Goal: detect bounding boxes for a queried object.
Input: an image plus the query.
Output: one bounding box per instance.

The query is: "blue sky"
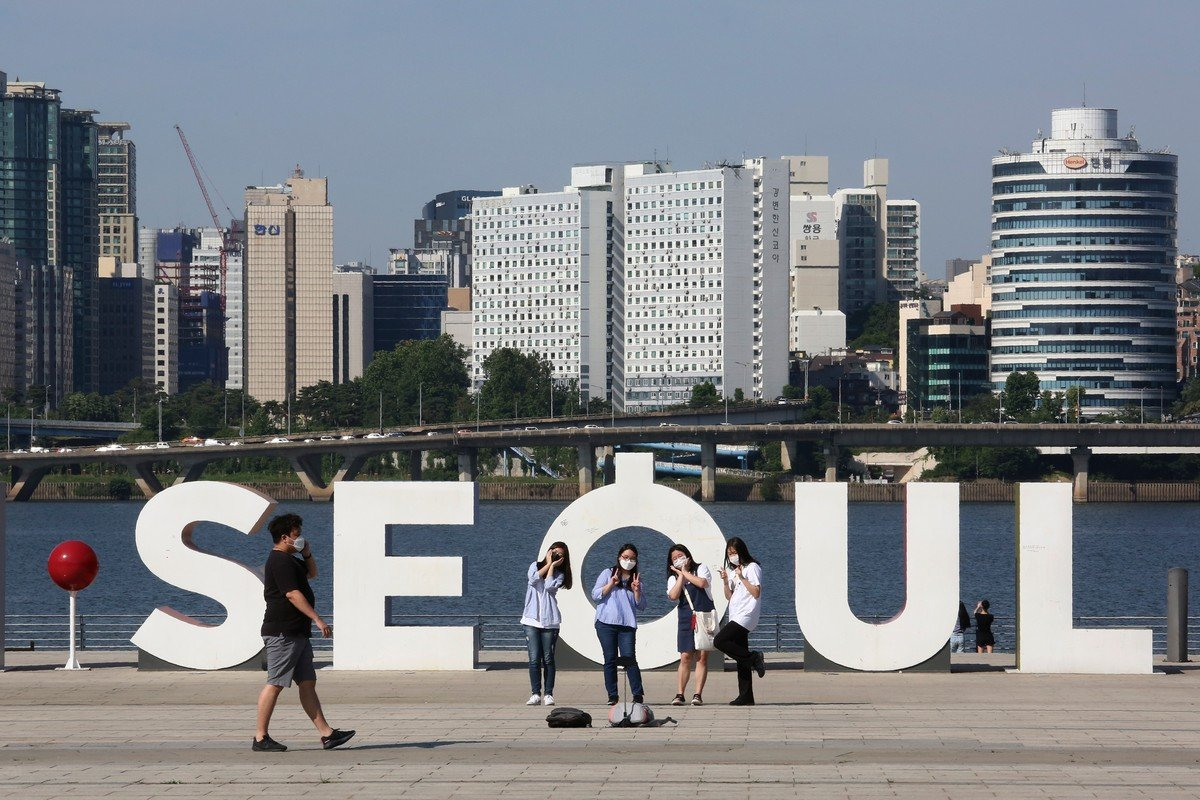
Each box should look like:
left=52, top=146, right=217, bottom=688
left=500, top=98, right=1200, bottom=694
left=5, top=1, right=1197, bottom=270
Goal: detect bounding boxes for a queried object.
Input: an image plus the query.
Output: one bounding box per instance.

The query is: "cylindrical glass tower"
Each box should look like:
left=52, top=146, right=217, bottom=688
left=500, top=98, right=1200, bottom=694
left=990, top=108, right=1178, bottom=416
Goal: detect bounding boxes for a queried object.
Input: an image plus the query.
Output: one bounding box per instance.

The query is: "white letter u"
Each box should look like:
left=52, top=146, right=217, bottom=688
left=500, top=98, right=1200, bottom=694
left=795, top=482, right=959, bottom=671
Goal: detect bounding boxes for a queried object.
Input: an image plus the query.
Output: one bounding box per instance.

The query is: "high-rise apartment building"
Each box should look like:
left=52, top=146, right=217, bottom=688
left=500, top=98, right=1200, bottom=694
left=96, top=122, right=137, bottom=265
left=0, top=73, right=100, bottom=394
left=244, top=173, right=333, bottom=402
left=787, top=156, right=844, bottom=354
left=622, top=158, right=790, bottom=409
left=989, top=107, right=1178, bottom=415
left=14, top=263, right=73, bottom=398
left=834, top=159, right=921, bottom=315
left=471, top=166, right=622, bottom=401
left=225, top=242, right=246, bottom=391
left=333, top=268, right=373, bottom=383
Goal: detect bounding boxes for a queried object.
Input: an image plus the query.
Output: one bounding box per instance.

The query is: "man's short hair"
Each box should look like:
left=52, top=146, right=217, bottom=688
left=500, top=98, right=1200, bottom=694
left=268, top=513, right=303, bottom=543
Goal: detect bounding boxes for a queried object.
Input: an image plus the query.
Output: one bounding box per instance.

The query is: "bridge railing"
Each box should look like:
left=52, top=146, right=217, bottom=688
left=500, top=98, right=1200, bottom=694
left=5, top=614, right=1196, bottom=656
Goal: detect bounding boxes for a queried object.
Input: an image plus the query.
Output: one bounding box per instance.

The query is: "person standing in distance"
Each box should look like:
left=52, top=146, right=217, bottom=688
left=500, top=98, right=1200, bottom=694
left=974, top=599, right=995, bottom=654
left=253, top=513, right=355, bottom=752
left=592, top=543, right=647, bottom=705
left=713, top=537, right=764, bottom=706
left=521, top=541, right=572, bottom=707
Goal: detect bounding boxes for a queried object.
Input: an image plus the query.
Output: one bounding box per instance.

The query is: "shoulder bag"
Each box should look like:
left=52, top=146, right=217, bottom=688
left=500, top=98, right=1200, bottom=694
left=683, top=579, right=718, bottom=651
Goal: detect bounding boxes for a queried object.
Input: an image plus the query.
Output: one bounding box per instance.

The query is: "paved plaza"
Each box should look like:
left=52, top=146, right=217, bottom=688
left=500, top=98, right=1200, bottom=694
left=0, top=650, right=1197, bottom=798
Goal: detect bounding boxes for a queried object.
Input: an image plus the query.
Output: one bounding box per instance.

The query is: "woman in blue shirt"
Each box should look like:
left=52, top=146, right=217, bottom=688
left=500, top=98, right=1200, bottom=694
left=592, top=542, right=647, bottom=705
left=520, top=541, right=572, bottom=707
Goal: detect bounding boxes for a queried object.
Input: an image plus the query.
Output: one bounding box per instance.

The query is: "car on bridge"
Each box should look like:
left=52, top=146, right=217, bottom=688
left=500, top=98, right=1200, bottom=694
left=267, top=437, right=290, bottom=444
left=97, top=444, right=126, bottom=452
left=365, top=433, right=386, bottom=439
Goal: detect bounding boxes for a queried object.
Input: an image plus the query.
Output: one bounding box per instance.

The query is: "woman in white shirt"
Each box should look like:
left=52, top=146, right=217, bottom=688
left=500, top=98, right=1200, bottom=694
left=520, top=542, right=572, bottom=707
left=666, top=543, right=714, bottom=706
left=713, top=536, right=764, bottom=706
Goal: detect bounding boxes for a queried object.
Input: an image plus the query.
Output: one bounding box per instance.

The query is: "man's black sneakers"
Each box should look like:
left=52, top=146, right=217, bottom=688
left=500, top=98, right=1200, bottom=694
left=321, top=729, right=356, bottom=750
left=252, top=734, right=287, bottom=752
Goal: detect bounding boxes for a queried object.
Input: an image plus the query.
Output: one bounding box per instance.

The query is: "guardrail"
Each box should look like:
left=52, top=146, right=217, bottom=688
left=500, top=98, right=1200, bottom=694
left=6, top=614, right=1197, bottom=655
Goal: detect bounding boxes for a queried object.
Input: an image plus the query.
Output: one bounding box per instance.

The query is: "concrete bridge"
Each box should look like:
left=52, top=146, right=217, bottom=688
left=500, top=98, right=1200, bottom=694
left=6, top=417, right=1200, bottom=503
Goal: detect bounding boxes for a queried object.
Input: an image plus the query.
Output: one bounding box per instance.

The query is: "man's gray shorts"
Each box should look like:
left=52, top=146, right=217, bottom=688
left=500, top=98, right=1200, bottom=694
left=263, top=634, right=316, bottom=687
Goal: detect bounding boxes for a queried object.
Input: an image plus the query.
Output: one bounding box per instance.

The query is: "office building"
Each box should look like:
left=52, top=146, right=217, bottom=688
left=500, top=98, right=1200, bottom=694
left=96, top=122, right=137, bottom=265
left=97, top=267, right=153, bottom=394
left=946, top=257, right=974, bottom=283
left=154, top=282, right=178, bottom=395
left=1177, top=277, right=1200, bottom=382
left=471, top=166, right=623, bottom=401
left=373, top=273, right=447, bottom=354
left=0, top=241, right=15, bottom=394
left=787, top=157, right=843, bottom=353
left=943, top=255, right=992, bottom=315
left=14, top=263, right=73, bottom=398
left=333, top=268, right=373, bottom=383
left=138, top=226, right=157, bottom=281
left=989, top=107, right=1178, bottom=415
left=906, top=309, right=991, bottom=413
left=244, top=172, right=333, bottom=402
left=413, top=189, right=499, bottom=288
left=0, top=74, right=100, bottom=394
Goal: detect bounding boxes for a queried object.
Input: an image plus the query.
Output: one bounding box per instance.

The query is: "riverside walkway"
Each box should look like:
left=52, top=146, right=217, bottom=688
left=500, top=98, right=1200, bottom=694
left=0, top=651, right=1197, bottom=798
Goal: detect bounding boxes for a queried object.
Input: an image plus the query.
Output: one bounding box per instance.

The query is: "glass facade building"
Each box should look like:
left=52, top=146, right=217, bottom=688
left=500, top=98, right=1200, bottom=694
left=989, top=108, right=1178, bottom=415
left=371, top=274, right=447, bottom=354
left=906, top=311, right=991, bottom=411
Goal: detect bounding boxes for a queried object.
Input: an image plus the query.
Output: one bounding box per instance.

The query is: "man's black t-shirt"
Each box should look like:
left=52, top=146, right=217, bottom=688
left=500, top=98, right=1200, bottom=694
left=261, top=550, right=315, bottom=638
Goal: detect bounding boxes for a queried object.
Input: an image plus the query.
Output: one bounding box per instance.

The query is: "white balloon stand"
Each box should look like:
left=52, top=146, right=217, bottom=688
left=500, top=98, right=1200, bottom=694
left=57, top=591, right=89, bottom=671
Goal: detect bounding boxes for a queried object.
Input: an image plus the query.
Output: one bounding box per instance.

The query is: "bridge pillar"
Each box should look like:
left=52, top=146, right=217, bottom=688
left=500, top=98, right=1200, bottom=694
left=172, top=458, right=211, bottom=486
left=331, top=451, right=368, bottom=485
left=409, top=450, right=423, bottom=481
left=780, top=440, right=800, bottom=472
left=6, top=463, right=49, bottom=502
left=577, top=444, right=595, bottom=495
left=290, top=454, right=334, bottom=502
left=823, top=442, right=839, bottom=482
left=1071, top=446, right=1090, bottom=503
left=701, top=441, right=717, bottom=502
left=128, top=461, right=164, bottom=499
left=457, top=449, right=478, bottom=482
left=601, top=447, right=615, bottom=485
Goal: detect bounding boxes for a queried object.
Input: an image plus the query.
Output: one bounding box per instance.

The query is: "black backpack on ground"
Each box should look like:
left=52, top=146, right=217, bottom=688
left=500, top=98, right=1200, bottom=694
left=546, top=707, right=592, bottom=728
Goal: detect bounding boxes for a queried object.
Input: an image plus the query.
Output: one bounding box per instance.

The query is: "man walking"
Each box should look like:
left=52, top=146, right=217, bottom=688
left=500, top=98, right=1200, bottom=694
left=253, top=513, right=355, bottom=752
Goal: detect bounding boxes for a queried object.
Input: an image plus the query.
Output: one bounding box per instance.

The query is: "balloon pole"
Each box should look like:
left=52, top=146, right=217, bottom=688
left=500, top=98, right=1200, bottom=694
left=59, top=590, right=85, bottom=671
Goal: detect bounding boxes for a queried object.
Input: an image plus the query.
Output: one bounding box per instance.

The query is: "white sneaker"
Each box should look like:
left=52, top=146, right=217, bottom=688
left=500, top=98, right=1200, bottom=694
left=542, top=694, right=555, bottom=706
left=525, top=694, right=541, bottom=706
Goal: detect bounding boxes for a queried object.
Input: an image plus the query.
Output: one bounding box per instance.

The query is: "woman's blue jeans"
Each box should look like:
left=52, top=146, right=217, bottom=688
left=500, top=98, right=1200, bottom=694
left=523, top=624, right=558, bottom=695
left=595, top=621, right=643, bottom=699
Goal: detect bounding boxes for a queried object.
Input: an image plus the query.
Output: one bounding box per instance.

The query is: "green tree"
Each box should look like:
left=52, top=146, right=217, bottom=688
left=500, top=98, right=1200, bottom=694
left=689, top=381, right=721, bottom=408
left=1034, top=390, right=1064, bottom=423
left=847, top=302, right=900, bottom=351
left=476, top=348, right=571, bottom=420
left=362, top=335, right=470, bottom=426
left=1001, top=371, right=1040, bottom=421
left=961, top=392, right=1000, bottom=423
left=1065, top=386, right=1086, bottom=422
left=296, top=380, right=365, bottom=429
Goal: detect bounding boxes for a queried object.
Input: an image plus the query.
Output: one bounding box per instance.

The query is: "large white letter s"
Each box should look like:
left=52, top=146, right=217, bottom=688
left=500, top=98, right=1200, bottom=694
left=131, top=482, right=276, bottom=669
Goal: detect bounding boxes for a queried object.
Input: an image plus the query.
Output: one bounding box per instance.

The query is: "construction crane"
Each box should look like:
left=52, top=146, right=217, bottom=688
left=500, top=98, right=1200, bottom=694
left=173, top=124, right=237, bottom=311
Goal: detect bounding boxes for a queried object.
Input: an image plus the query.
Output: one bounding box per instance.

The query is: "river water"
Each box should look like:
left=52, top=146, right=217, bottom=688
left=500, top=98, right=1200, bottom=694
left=5, top=500, right=1198, bottom=648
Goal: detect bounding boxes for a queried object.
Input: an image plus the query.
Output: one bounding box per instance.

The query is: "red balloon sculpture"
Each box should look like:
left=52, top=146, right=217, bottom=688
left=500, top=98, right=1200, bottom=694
left=47, top=541, right=99, bottom=669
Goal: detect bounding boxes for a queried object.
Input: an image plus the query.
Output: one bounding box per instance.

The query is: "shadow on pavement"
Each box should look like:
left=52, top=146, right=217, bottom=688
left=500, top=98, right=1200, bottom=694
left=349, top=740, right=482, bottom=751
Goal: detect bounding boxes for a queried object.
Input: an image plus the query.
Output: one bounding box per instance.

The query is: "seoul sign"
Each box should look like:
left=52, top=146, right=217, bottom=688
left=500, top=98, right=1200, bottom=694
left=129, top=453, right=1151, bottom=674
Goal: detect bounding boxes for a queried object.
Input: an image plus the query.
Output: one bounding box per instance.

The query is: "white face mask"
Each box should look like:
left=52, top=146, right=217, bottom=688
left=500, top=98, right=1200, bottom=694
left=619, top=558, right=637, bottom=571
left=728, top=554, right=740, bottom=566
left=672, top=556, right=688, bottom=569
left=291, top=535, right=307, bottom=553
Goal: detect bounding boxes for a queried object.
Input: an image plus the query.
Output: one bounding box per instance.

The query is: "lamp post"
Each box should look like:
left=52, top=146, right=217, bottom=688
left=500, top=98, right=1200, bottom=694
left=1140, top=388, right=1145, bottom=424
left=286, top=394, right=292, bottom=436
left=419, top=383, right=424, bottom=426
left=957, top=371, right=962, bottom=424
left=240, top=391, right=246, bottom=437
left=378, top=391, right=384, bottom=434
left=157, top=398, right=163, bottom=442
left=475, top=392, right=481, bottom=432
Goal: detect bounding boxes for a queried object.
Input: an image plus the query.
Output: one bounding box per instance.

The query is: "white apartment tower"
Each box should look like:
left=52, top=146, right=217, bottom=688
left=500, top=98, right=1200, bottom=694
left=244, top=173, right=333, bottom=403
left=471, top=165, right=624, bottom=401
left=621, top=158, right=790, bottom=409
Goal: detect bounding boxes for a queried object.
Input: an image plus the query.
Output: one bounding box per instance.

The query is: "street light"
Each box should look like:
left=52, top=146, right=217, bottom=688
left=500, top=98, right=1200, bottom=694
left=157, top=397, right=163, bottom=442
left=956, top=371, right=962, bottom=424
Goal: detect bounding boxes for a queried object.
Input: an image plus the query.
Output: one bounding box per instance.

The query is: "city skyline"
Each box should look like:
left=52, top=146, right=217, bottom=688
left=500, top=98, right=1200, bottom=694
left=4, top=1, right=1196, bottom=269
